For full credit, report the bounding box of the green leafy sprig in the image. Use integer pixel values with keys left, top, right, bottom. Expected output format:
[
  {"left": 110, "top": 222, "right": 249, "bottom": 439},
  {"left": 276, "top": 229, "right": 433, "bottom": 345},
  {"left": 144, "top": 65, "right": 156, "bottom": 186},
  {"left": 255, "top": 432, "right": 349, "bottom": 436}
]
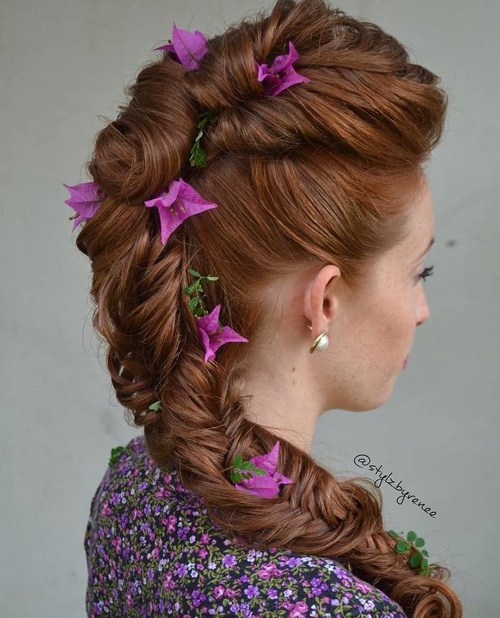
[
  {"left": 229, "top": 453, "right": 268, "bottom": 484},
  {"left": 109, "top": 445, "right": 125, "bottom": 467},
  {"left": 387, "top": 529, "right": 430, "bottom": 576},
  {"left": 188, "top": 110, "right": 218, "bottom": 168},
  {"left": 184, "top": 268, "right": 219, "bottom": 318}
]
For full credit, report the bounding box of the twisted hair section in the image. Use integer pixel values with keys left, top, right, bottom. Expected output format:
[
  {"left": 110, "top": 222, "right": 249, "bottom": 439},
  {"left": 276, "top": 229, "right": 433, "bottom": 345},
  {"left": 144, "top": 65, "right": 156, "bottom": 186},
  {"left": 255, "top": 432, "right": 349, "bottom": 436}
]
[{"left": 75, "top": 1, "right": 461, "bottom": 616}]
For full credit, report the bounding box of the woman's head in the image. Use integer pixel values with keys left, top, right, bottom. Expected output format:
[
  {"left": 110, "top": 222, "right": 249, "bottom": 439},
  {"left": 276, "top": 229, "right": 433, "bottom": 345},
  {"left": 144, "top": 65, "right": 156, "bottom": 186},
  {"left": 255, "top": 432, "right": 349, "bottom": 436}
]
[
  {"left": 314, "top": 174, "right": 435, "bottom": 412},
  {"left": 240, "top": 173, "right": 436, "bottom": 443},
  {"left": 75, "top": 0, "right": 461, "bottom": 615}
]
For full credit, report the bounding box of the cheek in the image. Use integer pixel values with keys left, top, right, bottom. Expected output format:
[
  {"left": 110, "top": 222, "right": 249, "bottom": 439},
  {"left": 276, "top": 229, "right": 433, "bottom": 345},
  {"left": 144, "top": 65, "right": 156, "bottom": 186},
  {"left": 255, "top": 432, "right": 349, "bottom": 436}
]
[
  {"left": 337, "top": 284, "right": 415, "bottom": 367},
  {"left": 382, "top": 304, "right": 417, "bottom": 364},
  {"left": 359, "top": 304, "right": 413, "bottom": 367},
  {"left": 383, "top": 309, "right": 413, "bottom": 342}
]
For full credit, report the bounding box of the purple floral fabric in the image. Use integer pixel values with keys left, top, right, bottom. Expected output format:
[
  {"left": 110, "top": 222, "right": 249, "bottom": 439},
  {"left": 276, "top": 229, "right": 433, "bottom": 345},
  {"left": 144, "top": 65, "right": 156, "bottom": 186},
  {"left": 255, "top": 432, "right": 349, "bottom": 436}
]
[{"left": 84, "top": 436, "right": 407, "bottom": 617}]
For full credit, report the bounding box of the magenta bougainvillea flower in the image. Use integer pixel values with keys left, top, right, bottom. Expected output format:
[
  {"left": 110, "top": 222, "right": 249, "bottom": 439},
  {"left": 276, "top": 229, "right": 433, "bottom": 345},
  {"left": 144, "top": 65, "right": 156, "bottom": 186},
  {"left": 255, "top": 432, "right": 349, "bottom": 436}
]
[
  {"left": 255, "top": 40, "right": 311, "bottom": 97},
  {"left": 144, "top": 178, "right": 218, "bottom": 245},
  {"left": 154, "top": 22, "right": 209, "bottom": 71},
  {"left": 234, "top": 441, "right": 294, "bottom": 498},
  {"left": 196, "top": 304, "right": 249, "bottom": 362},
  {"left": 63, "top": 181, "right": 102, "bottom": 231}
]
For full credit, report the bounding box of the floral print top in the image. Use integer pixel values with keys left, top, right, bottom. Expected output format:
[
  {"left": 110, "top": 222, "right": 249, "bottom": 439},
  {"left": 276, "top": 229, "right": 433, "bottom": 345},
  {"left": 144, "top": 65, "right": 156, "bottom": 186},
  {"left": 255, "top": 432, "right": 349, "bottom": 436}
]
[{"left": 84, "top": 436, "right": 407, "bottom": 617}]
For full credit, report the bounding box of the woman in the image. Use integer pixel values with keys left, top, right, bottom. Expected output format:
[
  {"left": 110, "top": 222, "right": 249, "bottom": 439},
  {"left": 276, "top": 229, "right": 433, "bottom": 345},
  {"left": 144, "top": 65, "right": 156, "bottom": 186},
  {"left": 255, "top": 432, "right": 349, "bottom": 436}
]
[{"left": 75, "top": 0, "right": 462, "bottom": 615}]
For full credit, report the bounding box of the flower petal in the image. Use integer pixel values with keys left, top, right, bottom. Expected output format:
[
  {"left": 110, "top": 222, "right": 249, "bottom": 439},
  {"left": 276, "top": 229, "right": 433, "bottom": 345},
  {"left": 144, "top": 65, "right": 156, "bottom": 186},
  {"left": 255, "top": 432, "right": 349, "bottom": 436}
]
[
  {"left": 269, "top": 40, "right": 299, "bottom": 74},
  {"left": 232, "top": 441, "right": 293, "bottom": 498},
  {"left": 196, "top": 305, "right": 223, "bottom": 361},
  {"left": 144, "top": 177, "right": 218, "bottom": 245},
  {"left": 63, "top": 181, "right": 102, "bottom": 231},
  {"left": 272, "top": 471, "right": 294, "bottom": 486},
  {"left": 249, "top": 441, "right": 281, "bottom": 475},
  {"left": 256, "top": 40, "right": 310, "bottom": 97},
  {"left": 234, "top": 474, "right": 281, "bottom": 499},
  {"left": 154, "top": 22, "right": 208, "bottom": 71},
  {"left": 196, "top": 304, "right": 248, "bottom": 362}
]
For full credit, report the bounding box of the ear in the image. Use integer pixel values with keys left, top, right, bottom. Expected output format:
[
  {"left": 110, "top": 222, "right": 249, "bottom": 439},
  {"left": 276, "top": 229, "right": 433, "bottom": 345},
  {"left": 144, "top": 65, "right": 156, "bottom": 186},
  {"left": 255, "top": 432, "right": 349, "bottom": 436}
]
[{"left": 303, "top": 264, "right": 341, "bottom": 339}]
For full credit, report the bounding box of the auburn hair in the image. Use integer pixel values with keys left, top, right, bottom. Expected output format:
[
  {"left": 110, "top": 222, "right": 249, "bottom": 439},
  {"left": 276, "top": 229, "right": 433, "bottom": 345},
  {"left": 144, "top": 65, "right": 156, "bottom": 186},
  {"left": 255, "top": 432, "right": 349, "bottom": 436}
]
[{"left": 75, "top": 1, "right": 462, "bottom": 616}]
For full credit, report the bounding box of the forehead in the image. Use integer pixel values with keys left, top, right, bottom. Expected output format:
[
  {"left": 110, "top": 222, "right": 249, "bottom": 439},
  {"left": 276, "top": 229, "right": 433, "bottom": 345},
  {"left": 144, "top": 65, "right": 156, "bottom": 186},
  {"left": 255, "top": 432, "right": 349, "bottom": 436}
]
[
  {"left": 404, "top": 178, "right": 435, "bottom": 252},
  {"left": 368, "top": 179, "right": 435, "bottom": 276}
]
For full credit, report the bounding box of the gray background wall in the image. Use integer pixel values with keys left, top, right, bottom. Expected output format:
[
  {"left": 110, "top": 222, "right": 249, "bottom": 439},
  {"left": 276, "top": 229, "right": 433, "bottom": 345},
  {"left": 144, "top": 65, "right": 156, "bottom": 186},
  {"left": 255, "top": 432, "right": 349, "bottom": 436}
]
[{"left": 1, "top": 0, "right": 498, "bottom": 615}]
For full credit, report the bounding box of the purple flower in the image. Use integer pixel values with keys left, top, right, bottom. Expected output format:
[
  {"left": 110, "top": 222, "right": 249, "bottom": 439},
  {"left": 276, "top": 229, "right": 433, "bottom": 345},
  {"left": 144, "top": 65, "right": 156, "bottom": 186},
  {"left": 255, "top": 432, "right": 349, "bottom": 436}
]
[
  {"left": 234, "top": 441, "right": 294, "bottom": 499},
  {"left": 244, "top": 585, "right": 259, "bottom": 599},
  {"left": 222, "top": 553, "right": 237, "bottom": 568},
  {"left": 256, "top": 40, "right": 311, "bottom": 97},
  {"left": 63, "top": 181, "right": 102, "bottom": 231},
  {"left": 196, "top": 304, "right": 248, "bottom": 362},
  {"left": 144, "top": 178, "right": 218, "bottom": 245},
  {"left": 154, "top": 22, "right": 208, "bottom": 71}
]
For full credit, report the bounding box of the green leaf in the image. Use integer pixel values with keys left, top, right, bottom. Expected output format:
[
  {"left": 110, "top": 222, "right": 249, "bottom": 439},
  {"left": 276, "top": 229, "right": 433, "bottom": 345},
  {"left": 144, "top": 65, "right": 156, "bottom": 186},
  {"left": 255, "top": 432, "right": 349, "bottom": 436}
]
[
  {"left": 240, "top": 461, "right": 253, "bottom": 470},
  {"left": 415, "top": 537, "right": 425, "bottom": 548},
  {"left": 409, "top": 552, "right": 422, "bottom": 568},
  {"left": 189, "top": 297, "right": 200, "bottom": 309},
  {"left": 109, "top": 446, "right": 125, "bottom": 466},
  {"left": 232, "top": 454, "right": 243, "bottom": 467},
  {"left": 190, "top": 145, "right": 207, "bottom": 168},
  {"left": 148, "top": 400, "right": 162, "bottom": 411},
  {"left": 198, "top": 109, "right": 218, "bottom": 126},
  {"left": 194, "top": 306, "right": 207, "bottom": 317},
  {"left": 231, "top": 471, "right": 242, "bottom": 482},
  {"left": 406, "top": 530, "right": 417, "bottom": 542},
  {"left": 252, "top": 466, "right": 267, "bottom": 476},
  {"left": 205, "top": 275, "right": 219, "bottom": 281},
  {"left": 387, "top": 530, "right": 400, "bottom": 540},
  {"left": 422, "top": 549, "right": 429, "bottom": 556},
  {"left": 396, "top": 541, "right": 409, "bottom": 553},
  {"left": 420, "top": 556, "right": 430, "bottom": 576},
  {"left": 189, "top": 268, "right": 202, "bottom": 277}
]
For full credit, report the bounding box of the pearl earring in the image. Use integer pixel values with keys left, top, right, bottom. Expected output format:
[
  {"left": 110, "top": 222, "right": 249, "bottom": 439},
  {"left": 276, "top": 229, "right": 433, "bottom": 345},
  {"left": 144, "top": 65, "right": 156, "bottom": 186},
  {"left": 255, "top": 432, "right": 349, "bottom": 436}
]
[{"left": 306, "top": 323, "right": 329, "bottom": 353}]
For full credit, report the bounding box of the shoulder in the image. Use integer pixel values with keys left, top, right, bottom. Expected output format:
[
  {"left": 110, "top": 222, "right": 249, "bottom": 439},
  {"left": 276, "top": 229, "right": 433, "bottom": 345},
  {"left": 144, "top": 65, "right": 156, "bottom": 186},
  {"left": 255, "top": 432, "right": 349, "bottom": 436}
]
[
  {"left": 199, "top": 545, "right": 408, "bottom": 617},
  {"left": 84, "top": 434, "right": 178, "bottom": 539},
  {"left": 84, "top": 436, "right": 407, "bottom": 617}
]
